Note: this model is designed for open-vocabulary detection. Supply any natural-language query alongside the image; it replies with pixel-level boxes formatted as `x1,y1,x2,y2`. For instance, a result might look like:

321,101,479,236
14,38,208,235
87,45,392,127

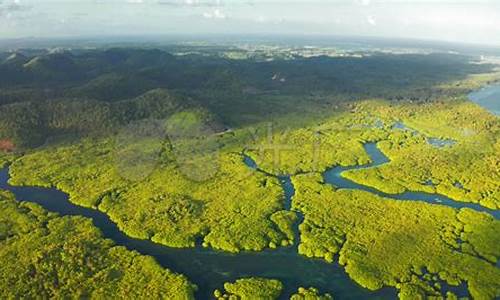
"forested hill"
0,48,493,101
0,47,496,149
0,88,223,148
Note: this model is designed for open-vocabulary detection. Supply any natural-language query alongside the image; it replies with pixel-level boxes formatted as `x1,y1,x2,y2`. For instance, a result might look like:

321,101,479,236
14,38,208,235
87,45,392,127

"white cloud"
1,0,500,46
157,0,222,7
357,0,371,5
0,0,31,17
367,15,376,26
203,8,225,19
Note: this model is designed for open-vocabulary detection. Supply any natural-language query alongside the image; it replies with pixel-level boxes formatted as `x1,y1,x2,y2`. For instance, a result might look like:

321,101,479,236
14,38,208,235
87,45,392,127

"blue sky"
1,0,499,45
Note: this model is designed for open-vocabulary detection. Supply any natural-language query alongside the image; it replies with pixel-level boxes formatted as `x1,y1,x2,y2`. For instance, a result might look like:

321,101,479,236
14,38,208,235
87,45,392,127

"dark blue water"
279,176,295,211
323,143,499,219
0,167,395,300
468,84,500,116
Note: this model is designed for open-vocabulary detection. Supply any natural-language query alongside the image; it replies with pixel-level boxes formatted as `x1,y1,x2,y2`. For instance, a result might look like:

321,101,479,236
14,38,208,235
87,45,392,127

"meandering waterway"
323,143,499,219
2,138,496,299
0,165,396,300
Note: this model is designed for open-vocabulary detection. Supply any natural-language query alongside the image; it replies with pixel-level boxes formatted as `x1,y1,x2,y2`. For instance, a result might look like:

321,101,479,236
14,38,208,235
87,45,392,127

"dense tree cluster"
8,129,294,252
290,287,333,300
0,48,495,148
0,88,211,148
244,97,499,209
213,278,333,300
292,173,500,299
0,153,13,168
343,100,500,209
0,190,196,299
213,278,283,300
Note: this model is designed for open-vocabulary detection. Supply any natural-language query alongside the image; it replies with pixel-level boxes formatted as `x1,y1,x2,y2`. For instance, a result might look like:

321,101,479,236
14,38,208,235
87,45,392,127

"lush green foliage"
245,108,386,175
290,287,333,300
342,100,500,209
246,98,499,209
213,279,333,300
291,173,500,299
1,46,499,299
8,134,294,252
0,190,196,299
0,88,203,148
213,278,283,300
0,48,495,147
0,152,13,168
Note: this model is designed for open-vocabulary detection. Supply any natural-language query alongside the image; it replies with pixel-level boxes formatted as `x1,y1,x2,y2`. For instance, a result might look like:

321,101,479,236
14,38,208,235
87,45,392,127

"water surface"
323,143,499,220
468,84,500,115
1,140,495,299
0,167,395,300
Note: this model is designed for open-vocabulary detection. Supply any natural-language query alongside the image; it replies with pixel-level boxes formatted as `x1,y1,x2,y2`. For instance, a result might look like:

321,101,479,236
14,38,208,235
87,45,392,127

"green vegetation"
291,173,500,299
8,134,294,252
6,90,500,298
1,46,499,299
0,152,13,168
290,287,333,300
244,98,499,209
0,190,196,299
213,279,333,300
270,210,298,247
245,108,386,175
0,48,494,147
0,88,198,148
342,99,500,209
213,278,283,300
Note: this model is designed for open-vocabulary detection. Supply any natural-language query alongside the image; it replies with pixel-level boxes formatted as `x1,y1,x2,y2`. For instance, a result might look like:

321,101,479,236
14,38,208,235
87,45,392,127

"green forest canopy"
0,47,499,299
0,190,196,299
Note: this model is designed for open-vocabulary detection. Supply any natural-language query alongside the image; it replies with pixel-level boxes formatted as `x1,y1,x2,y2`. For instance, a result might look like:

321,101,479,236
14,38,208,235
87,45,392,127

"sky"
0,0,500,46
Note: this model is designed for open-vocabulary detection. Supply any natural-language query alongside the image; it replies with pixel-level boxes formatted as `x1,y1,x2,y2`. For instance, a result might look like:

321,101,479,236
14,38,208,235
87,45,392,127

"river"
2,140,496,299
468,84,500,116
323,143,499,219
0,164,395,299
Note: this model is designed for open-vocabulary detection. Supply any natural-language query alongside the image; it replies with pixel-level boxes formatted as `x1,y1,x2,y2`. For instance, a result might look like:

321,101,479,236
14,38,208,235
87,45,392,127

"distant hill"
69,73,158,101
0,46,495,149
0,88,215,149
23,51,82,82
2,53,29,66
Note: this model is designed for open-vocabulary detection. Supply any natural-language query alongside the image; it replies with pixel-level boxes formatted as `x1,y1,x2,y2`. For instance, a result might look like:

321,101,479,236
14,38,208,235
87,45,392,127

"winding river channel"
323,143,499,219
0,162,396,300
3,141,495,299
1,88,498,299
